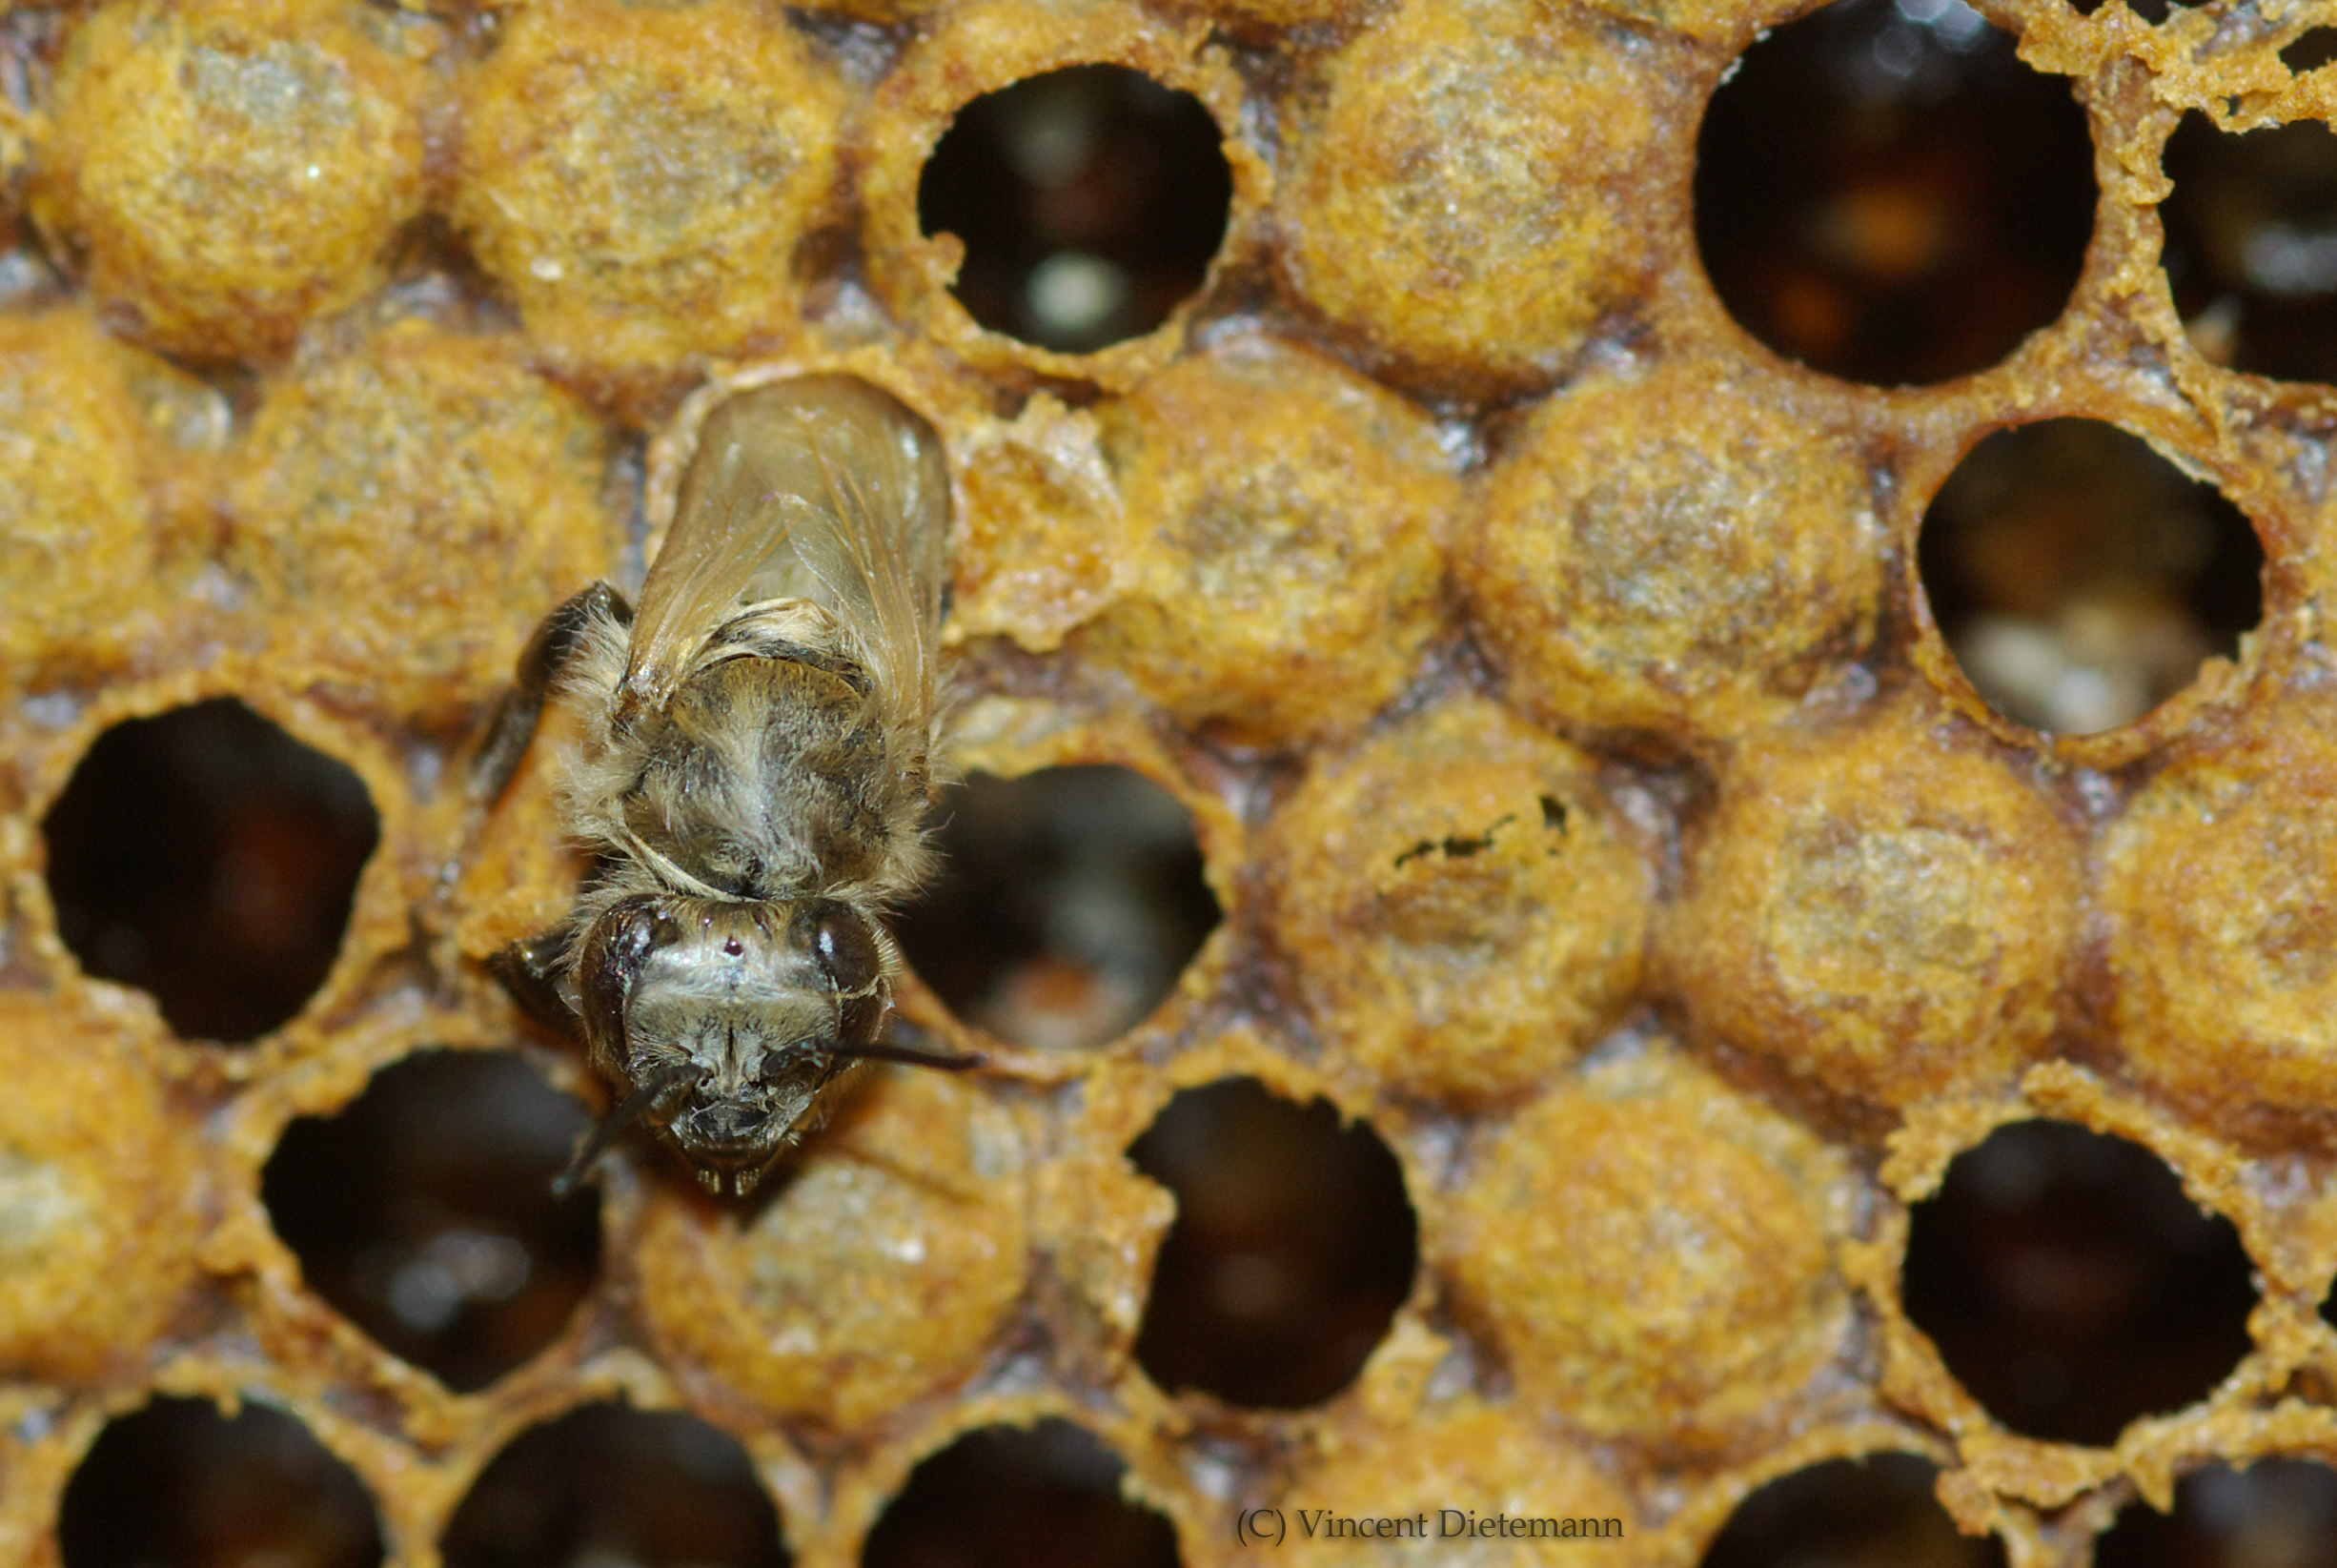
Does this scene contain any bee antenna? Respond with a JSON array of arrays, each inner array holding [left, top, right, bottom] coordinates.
[[552, 1063, 706, 1197], [823, 1038, 986, 1072]]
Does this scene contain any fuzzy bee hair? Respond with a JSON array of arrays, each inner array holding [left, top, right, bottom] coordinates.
[[471, 375, 978, 1196]]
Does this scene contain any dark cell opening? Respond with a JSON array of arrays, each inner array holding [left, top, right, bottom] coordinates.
[[440, 1402, 787, 1568], [42, 697, 379, 1042], [2102, 0, 2201, 22], [2163, 112, 2337, 382], [1698, 1454, 2003, 1568], [0, 212, 67, 313], [1128, 1077, 1416, 1410], [917, 64, 1232, 354], [2096, 1456, 2337, 1568], [893, 765, 1220, 1050], [1900, 1120, 2257, 1447], [262, 1049, 599, 1393], [1916, 418, 2265, 735], [862, 1419, 1181, 1568], [2283, 29, 2337, 73], [1694, 0, 2095, 385], [60, 1395, 384, 1568]]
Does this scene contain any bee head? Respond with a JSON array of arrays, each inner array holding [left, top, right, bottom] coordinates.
[[570, 895, 893, 1178]]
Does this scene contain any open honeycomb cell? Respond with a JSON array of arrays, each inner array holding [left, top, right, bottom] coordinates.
[[2095, 1456, 2337, 1567], [438, 1401, 787, 1568], [861, 1417, 1179, 1568], [1128, 1075, 1418, 1409], [2161, 112, 2337, 381], [59, 1395, 384, 1568], [857, 0, 1268, 388], [1900, 1118, 2257, 1447], [1697, 1453, 2002, 1568], [916, 64, 1234, 355], [260, 1049, 600, 1395], [1690, 0, 2097, 386], [42, 697, 381, 1043], [12, 0, 2337, 1563], [894, 764, 1221, 1049]]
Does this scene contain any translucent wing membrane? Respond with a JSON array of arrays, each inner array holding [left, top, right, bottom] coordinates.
[[626, 376, 951, 734]]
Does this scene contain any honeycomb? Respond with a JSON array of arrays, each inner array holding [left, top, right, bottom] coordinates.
[[4, 0, 2337, 1562]]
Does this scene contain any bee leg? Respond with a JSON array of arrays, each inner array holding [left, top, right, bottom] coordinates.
[[427, 583, 634, 985], [489, 925, 582, 1037], [467, 581, 634, 810]]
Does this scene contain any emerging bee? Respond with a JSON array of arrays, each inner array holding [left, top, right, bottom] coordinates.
[[473, 374, 978, 1196]]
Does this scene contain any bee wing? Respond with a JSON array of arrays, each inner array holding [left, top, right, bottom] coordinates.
[[626, 375, 949, 728]]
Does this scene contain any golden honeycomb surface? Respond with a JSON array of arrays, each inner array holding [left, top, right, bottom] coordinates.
[[3, 0, 2337, 1564]]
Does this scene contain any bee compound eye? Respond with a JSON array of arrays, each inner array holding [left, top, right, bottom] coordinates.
[[576, 898, 678, 1054], [621, 903, 677, 958], [838, 989, 885, 1048], [806, 901, 884, 995], [757, 1042, 814, 1077]]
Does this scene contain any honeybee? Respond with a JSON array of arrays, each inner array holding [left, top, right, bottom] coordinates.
[[473, 374, 979, 1196]]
